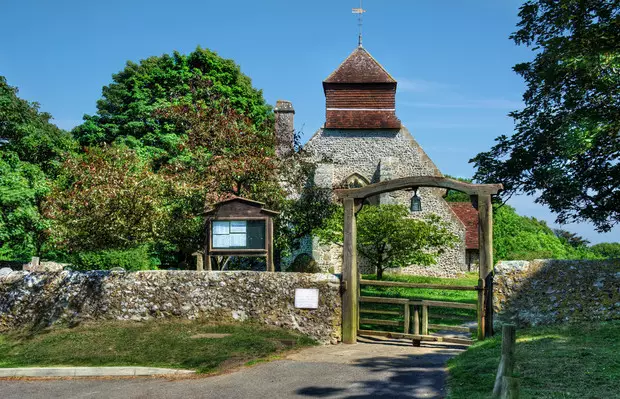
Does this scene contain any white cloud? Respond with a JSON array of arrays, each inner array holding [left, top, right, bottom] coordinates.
[[396, 78, 453, 93]]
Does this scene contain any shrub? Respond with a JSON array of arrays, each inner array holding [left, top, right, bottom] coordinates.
[[69, 246, 159, 271], [289, 253, 321, 273]]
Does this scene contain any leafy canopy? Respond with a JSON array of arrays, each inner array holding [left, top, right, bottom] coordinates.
[[590, 242, 620, 258], [44, 145, 170, 252], [471, 0, 620, 231], [0, 153, 50, 260], [0, 76, 76, 260], [315, 204, 458, 279], [0, 76, 75, 175], [493, 204, 600, 261], [73, 47, 272, 163]]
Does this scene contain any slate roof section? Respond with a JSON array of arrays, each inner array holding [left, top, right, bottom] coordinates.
[[324, 47, 396, 84], [449, 202, 479, 250]]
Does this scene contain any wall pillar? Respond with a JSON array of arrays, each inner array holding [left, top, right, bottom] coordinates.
[[342, 197, 359, 344]]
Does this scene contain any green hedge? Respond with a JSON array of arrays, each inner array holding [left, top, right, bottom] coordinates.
[[69, 246, 159, 271]]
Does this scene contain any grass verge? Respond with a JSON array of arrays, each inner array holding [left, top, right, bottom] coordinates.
[[360, 273, 478, 333], [0, 320, 316, 374], [447, 321, 620, 398]]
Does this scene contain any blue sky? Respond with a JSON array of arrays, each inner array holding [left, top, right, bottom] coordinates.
[[1, 0, 618, 243]]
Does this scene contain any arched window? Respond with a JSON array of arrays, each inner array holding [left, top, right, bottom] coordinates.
[[344, 173, 370, 189], [343, 173, 379, 205]]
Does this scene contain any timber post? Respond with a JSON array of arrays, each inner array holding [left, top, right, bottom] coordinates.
[[493, 324, 517, 398], [342, 197, 359, 344], [477, 278, 485, 340], [477, 193, 495, 338]]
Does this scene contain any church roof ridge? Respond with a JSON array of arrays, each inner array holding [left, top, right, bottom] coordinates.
[[323, 46, 396, 84]]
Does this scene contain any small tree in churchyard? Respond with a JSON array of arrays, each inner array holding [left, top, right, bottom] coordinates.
[[315, 204, 459, 279]]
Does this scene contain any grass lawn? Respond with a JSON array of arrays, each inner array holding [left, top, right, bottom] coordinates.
[[447, 321, 620, 398], [359, 273, 479, 333], [0, 320, 316, 373]]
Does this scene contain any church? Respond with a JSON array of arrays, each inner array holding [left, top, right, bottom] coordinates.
[[274, 45, 476, 277]]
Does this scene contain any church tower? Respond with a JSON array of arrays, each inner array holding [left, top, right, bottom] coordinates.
[[323, 47, 401, 129], [281, 46, 468, 277]]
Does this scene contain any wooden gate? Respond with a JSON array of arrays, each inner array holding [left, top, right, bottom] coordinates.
[[335, 176, 503, 344], [357, 278, 488, 346]]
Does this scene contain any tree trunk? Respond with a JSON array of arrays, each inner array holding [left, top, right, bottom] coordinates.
[[376, 266, 383, 280]]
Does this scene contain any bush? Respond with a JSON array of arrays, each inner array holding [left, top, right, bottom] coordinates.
[[69, 246, 159, 271], [289, 253, 320, 273]]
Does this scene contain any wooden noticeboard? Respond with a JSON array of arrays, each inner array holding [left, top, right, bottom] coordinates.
[[203, 197, 279, 272]]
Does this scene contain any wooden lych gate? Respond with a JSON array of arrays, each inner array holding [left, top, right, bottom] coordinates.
[[335, 176, 503, 344]]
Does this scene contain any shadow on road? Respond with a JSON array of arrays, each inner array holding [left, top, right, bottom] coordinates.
[[296, 338, 462, 399]]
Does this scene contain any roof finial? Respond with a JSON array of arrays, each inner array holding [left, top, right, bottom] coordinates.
[[352, 0, 366, 47]]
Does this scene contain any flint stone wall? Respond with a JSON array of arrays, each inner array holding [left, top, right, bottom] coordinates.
[[0, 270, 342, 344], [302, 126, 467, 277], [494, 259, 620, 327]]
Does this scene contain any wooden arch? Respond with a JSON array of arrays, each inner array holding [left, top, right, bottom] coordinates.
[[335, 176, 503, 344]]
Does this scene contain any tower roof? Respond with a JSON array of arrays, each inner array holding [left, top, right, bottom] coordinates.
[[324, 47, 396, 84]]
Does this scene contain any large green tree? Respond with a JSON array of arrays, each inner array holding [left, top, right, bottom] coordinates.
[[471, 0, 620, 231], [315, 205, 458, 279], [73, 47, 272, 165], [0, 76, 75, 259]]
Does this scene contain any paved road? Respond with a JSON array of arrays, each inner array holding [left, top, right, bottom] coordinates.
[[0, 336, 466, 399]]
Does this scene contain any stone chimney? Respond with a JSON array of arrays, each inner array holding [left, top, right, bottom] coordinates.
[[274, 100, 295, 158]]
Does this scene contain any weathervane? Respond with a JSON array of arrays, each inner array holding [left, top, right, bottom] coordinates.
[[352, 0, 366, 47]]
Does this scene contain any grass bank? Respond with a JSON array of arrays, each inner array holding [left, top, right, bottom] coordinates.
[[359, 273, 478, 333], [0, 320, 316, 373], [447, 321, 620, 398]]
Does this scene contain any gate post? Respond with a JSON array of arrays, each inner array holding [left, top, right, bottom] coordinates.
[[342, 198, 359, 344], [477, 193, 494, 338]]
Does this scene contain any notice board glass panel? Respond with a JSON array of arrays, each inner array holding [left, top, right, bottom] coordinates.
[[212, 220, 265, 249]]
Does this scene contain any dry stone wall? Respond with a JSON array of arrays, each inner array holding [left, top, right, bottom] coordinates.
[[494, 259, 620, 327], [0, 270, 342, 344]]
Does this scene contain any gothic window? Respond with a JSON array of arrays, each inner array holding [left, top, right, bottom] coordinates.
[[344, 173, 369, 189], [343, 173, 378, 205]]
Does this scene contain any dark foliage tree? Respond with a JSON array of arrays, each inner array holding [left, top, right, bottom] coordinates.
[[553, 228, 591, 248], [471, 0, 620, 232]]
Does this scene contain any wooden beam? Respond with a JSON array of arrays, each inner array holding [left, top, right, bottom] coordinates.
[[478, 194, 494, 280], [477, 278, 485, 341], [478, 193, 495, 338], [266, 218, 274, 272], [335, 176, 503, 199], [359, 309, 401, 316], [358, 330, 474, 346], [359, 296, 477, 310], [404, 304, 411, 334], [360, 279, 478, 291], [428, 324, 473, 333], [342, 198, 359, 344], [359, 296, 410, 305], [419, 300, 477, 310], [359, 318, 401, 327], [422, 305, 429, 335]]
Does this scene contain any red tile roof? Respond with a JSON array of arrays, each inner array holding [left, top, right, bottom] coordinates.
[[323, 47, 396, 84], [449, 202, 479, 250]]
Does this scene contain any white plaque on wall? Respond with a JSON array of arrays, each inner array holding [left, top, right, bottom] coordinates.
[[294, 288, 319, 309]]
